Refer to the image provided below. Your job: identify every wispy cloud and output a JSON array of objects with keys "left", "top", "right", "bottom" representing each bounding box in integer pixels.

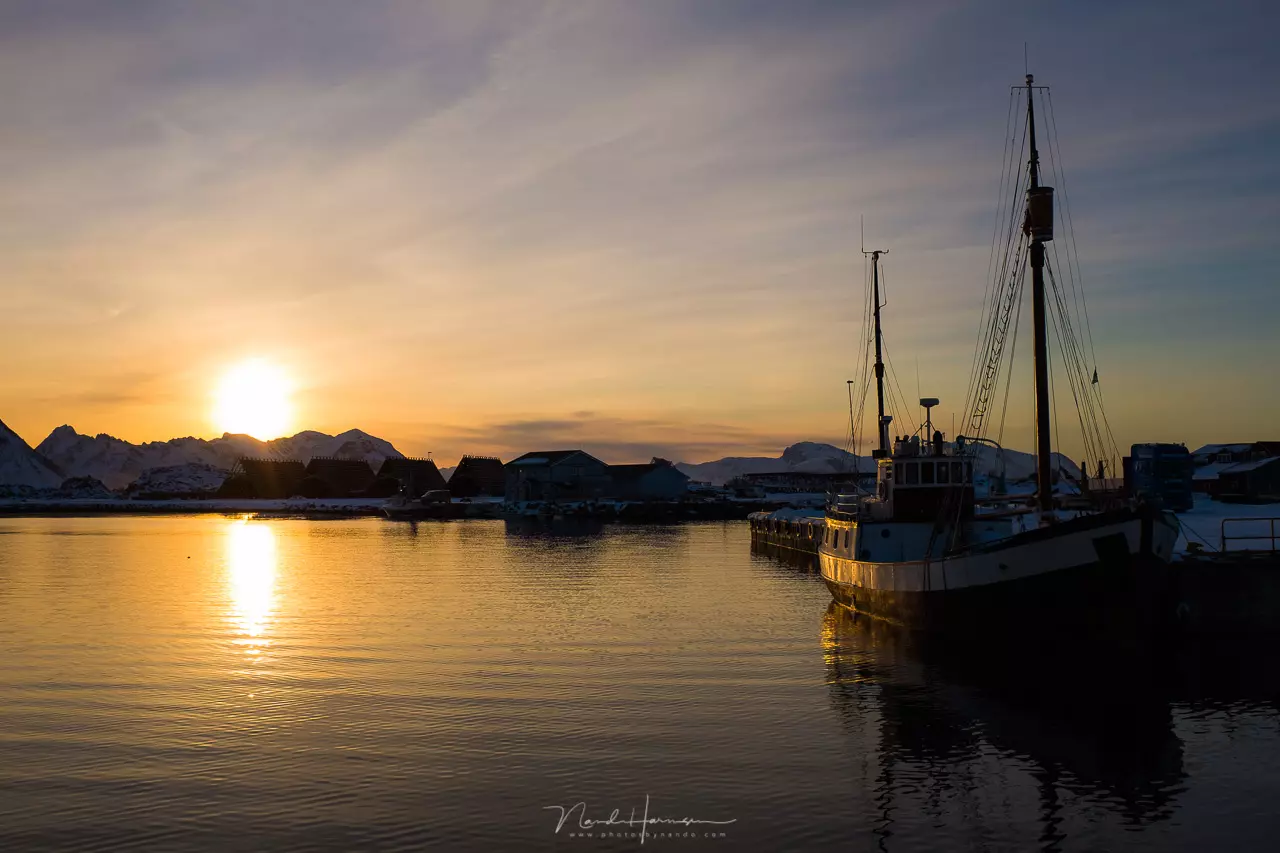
[{"left": 0, "top": 1, "right": 1276, "bottom": 457}]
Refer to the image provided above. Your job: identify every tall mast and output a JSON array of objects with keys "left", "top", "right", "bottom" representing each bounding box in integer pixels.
[
  {"left": 869, "top": 249, "right": 890, "bottom": 457},
  {"left": 1024, "top": 74, "right": 1055, "bottom": 513}
]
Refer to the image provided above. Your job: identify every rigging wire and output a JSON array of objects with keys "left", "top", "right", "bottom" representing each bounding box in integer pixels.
[
  {"left": 967, "top": 88, "right": 1022, "bottom": 414},
  {"left": 964, "top": 80, "right": 1123, "bottom": 477},
  {"left": 1046, "top": 88, "right": 1100, "bottom": 371}
]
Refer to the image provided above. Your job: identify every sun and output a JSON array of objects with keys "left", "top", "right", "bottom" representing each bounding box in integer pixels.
[{"left": 213, "top": 359, "right": 293, "bottom": 440}]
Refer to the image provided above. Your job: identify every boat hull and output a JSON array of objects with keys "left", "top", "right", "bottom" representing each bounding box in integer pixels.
[{"left": 819, "top": 508, "right": 1179, "bottom": 636}]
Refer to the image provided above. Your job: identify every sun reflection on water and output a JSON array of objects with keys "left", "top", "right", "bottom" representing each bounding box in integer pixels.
[{"left": 226, "top": 520, "right": 277, "bottom": 653}]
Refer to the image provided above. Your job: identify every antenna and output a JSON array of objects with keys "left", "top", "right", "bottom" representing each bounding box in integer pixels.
[
  {"left": 1024, "top": 42, "right": 1028, "bottom": 76},
  {"left": 920, "top": 398, "right": 940, "bottom": 453},
  {"left": 915, "top": 357, "right": 922, "bottom": 435}
]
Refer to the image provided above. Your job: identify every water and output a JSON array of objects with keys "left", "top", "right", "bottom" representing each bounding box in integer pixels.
[{"left": 1, "top": 516, "right": 1277, "bottom": 851}]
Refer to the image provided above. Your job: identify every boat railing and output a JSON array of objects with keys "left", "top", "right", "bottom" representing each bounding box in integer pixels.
[{"left": 1220, "top": 517, "right": 1280, "bottom": 553}]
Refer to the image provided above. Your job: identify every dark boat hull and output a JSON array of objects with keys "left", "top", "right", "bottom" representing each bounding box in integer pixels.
[
  {"left": 823, "top": 555, "right": 1167, "bottom": 639},
  {"left": 820, "top": 508, "right": 1179, "bottom": 638}
]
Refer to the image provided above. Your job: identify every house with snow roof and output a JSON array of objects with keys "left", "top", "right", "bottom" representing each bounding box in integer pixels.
[
  {"left": 1190, "top": 441, "right": 1280, "bottom": 496},
  {"left": 1217, "top": 456, "right": 1280, "bottom": 503}
]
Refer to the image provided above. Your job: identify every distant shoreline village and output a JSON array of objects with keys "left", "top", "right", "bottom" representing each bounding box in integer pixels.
[{"left": 1, "top": 420, "right": 1278, "bottom": 522}]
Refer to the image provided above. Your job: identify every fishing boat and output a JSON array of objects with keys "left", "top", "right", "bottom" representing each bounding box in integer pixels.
[
  {"left": 383, "top": 488, "right": 454, "bottom": 520},
  {"left": 818, "top": 74, "right": 1180, "bottom": 635}
]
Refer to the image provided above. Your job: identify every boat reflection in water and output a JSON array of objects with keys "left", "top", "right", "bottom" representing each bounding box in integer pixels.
[
  {"left": 502, "top": 516, "right": 606, "bottom": 538},
  {"left": 821, "top": 604, "right": 1186, "bottom": 845}
]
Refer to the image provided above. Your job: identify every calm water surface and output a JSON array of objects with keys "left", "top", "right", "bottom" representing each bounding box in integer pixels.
[{"left": 1, "top": 516, "right": 1278, "bottom": 851}]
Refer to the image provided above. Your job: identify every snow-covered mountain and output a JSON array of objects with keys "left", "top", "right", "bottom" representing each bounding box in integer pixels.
[
  {"left": 677, "top": 442, "right": 865, "bottom": 485},
  {"left": 0, "top": 418, "right": 63, "bottom": 489},
  {"left": 126, "top": 463, "right": 233, "bottom": 497},
  {"left": 35, "top": 426, "right": 404, "bottom": 490},
  {"left": 677, "top": 440, "right": 1082, "bottom": 487}
]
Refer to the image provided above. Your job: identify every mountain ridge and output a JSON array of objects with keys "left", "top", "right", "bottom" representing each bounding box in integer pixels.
[
  {"left": 0, "top": 418, "right": 64, "bottom": 489},
  {"left": 676, "top": 440, "right": 1082, "bottom": 486},
  {"left": 4, "top": 419, "right": 1085, "bottom": 493},
  {"left": 34, "top": 426, "right": 405, "bottom": 489}
]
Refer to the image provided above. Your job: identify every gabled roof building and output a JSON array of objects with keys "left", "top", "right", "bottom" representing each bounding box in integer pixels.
[
  {"left": 377, "top": 457, "right": 447, "bottom": 496},
  {"left": 234, "top": 458, "right": 307, "bottom": 499},
  {"left": 448, "top": 455, "right": 505, "bottom": 497},
  {"left": 305, "top": 457, "right": 375, "bottom": 497},
  {"left": 505, "top": 450, "right": 611, "bottom": 503},
  {"left": 607, "top": 459, "right": 690, "bottom": 501}
]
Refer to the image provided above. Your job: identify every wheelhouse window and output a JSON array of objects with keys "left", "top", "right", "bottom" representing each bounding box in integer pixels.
[
  {"left": 921, "top": 462, "right": 935, "bottom": 485},
  {"left": 903, "top": 463, "right": 919, "bottom": 485},
  {"left": 952, "top": 460, "right": 963, "bottom": 482},
  {"left": 937, "top": 461, "right": 949, "bottom": 484}
]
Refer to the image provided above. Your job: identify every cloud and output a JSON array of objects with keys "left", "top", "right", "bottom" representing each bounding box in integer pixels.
[
  {"left": 0, "top": 1, "right": 1276, "bottom": 458},
  {"left": 391, "top": 412, "right": 834, "bottom": 465}
]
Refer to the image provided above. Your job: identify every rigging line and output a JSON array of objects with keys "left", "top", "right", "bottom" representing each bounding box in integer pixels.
[
  {"left": 971, "top": 142, "right": 1027, "bottom": 414},
  {"left": 881, "top": 339, "right": 913, "bottom": 437},
  {"left": 1040, "top": 93, "right": 1092, "bottom": 394},
  {"left": 972, "top": 122, "right": 1034, "bottom": 425},
  {"left": 1047, "top": 275, "right": 1093, "bottom": 467},
  {"left": 1051, "top": 264, "right": 1111, "bottom": 467},
  {"left": 971, "top": 243, "right": 1027, "bottom": 435},
  {"left": 972, "top": 89, "right": 1022, "bottom": 397},
  {"left": 1047, "top": 260, "right": 1109, "bottom": 461},
  {"left": 981, "top": 88, "right": 1020, "bottom": 320},
  {"left": 851, "top": 252, "right": 875, "bottom": 450},
  {"left": 971, "top": 149, "right": 1029, "bottom": 420},
  {"left": 995, "top": 272, "right": 1026, "bottom": 448},
  {"left": 848, "top": 254, "right": 874, "bottom": 455},
  {"left": 966, "top": 104, "right": 1028, "bottom": 418},
  {"left": 1045, "top": 88, "right": 1100, "bottom": 369},
  {"left": 1178, "top": 519, "right": 1218, "bottom": 552}
]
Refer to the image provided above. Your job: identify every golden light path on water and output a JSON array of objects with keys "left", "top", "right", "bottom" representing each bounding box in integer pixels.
[{"left": 225, "top": 519, "right": 277, "bottom": 656}]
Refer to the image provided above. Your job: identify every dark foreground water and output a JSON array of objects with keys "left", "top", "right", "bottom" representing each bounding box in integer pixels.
[{"left": 1, "top": 516, "right": 1278, "bottom": 851}]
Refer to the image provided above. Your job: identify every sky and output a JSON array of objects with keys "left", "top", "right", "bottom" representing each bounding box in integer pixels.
[{"left": 1, "top": 0, "right": 1277, "bottom": 464}]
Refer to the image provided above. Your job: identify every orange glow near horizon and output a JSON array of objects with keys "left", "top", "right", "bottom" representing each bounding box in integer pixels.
[{"left": 213, "top": 359, "right": 294, "bottom": 440}]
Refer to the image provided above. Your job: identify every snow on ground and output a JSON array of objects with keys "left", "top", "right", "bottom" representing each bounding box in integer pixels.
[
  {"left": 127, "top": 463, "right": 230, "bottom": 496},
  {"left": 765, "top": 506, "right": 827, "bottom": 521},
  {"left": 1175, "top": 494, "right": 1279, "bottom": 553}
]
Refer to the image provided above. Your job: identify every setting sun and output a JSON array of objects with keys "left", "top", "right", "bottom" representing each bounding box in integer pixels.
[{"left": 213, "top": 359, "right": 293, "bottom": 439}]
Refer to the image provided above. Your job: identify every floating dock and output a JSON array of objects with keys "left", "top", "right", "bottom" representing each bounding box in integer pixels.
[{"left": 748, "top": 509, "right": 825, "bottom": 555}]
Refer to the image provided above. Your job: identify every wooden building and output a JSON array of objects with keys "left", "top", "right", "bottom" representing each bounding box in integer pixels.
[
  {"left": 305, "top": 457, "right": 375, "bottom": 497},
  {"left": 1217, "top": 456, "right": 1280, "bottom": 503},
  {"left": 505, "top": 450, "right": 610, "bottom": 503},
  {"left": 377, "top": 457, "right": 447, "bottom": 496},
  {"left": 448, "top": 455, "right": 506, "bottom": 497},
  {"left": 233, "top": 458, "right": 307, "bottom": 499},
  {"left": 1191, "top": 441, "right": 1280, "bottom": 496},
  {"left": 607, "top": 459, "right": 691, "bottom": 500}
]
